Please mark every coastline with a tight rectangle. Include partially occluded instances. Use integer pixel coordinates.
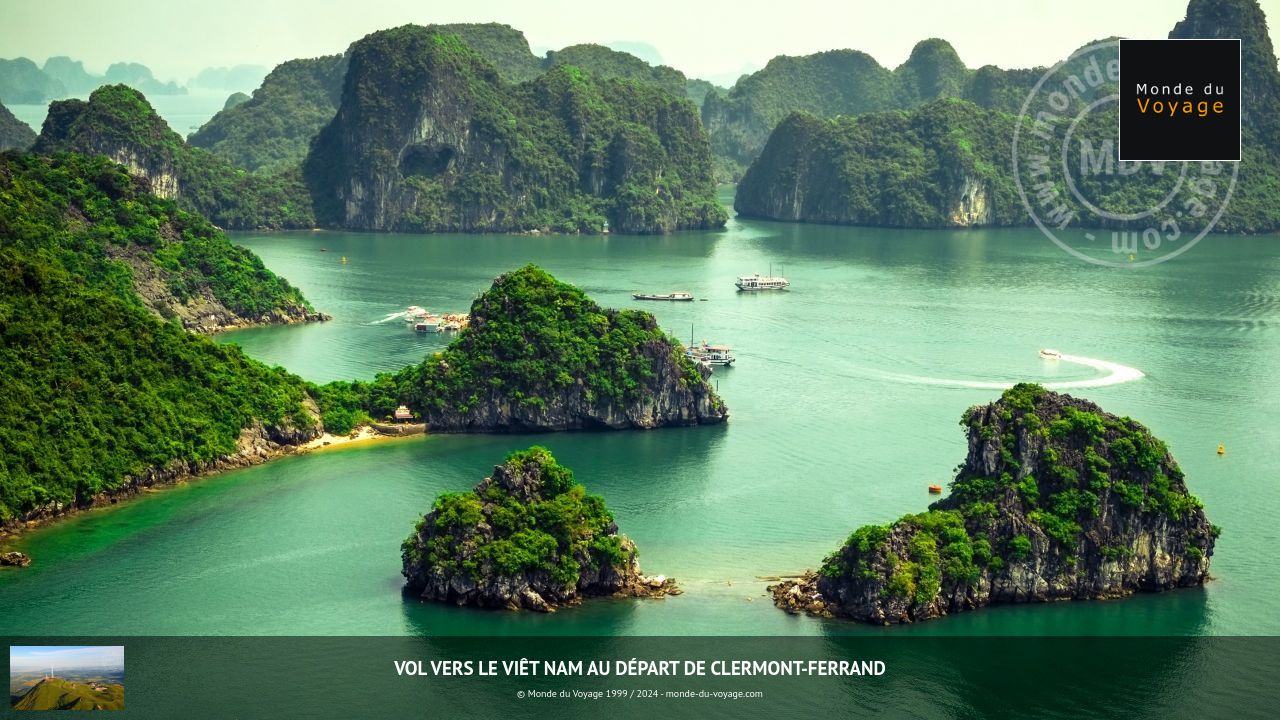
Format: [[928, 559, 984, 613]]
[[0, 422, 426, 557]]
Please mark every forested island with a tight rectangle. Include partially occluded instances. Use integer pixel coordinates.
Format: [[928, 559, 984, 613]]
[[772, 385, 1217, 624], [402, 446, 677, 611]]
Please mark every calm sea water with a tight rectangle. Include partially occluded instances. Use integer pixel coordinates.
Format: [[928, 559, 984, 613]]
[[2, 193, 1278, 639]]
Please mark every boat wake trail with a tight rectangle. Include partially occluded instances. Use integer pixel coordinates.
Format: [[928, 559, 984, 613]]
[[880, 353, 1145, 391], [369, 310, 408, 325]]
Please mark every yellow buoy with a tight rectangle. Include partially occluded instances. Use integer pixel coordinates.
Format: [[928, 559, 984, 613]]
[[1128, 254, 1135, 262], [340, 256, 348, 264], [1217, 444, 1225, 456]]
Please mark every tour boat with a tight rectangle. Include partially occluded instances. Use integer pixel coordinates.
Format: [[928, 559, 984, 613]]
[[736, 265, 790, 291], [404, 305, 427, 322], [633, 291, 694, 301], [687, 342, 735, 366], [1039, 348, 1062, 360]]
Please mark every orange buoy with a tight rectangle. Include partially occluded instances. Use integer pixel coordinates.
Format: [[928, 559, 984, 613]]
[[928, 484, 943, 494]]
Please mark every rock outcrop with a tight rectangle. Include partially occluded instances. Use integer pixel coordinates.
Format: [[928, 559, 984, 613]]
[[33, 84, 318, 230], [305, 25, 725, 234], [0, 101, 35, 152], [388, 265, 727, 431], [735, 101, 1016, 228], [402, 447, 677, 611], [772, 384, 1217, 624], [0, 551, 31, 567]]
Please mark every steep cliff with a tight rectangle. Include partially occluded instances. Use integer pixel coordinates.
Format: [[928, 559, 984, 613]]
[[34, 84, 317, 229], [771, 384, 1217, 624], [0, 101, 35, 151], [736, 100, 1017, 227], [188, 24, 542, 173], [402, 447, 676, 611], [305, 26, 725, 234]]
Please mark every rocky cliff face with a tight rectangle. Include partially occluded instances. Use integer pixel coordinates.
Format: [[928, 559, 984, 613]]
[[402, 447, 677, 611], [305, 26, 724, 234], [388, 265, 727, 432], [772, 384, 1216, 624], [0, 102, 35, 152], [36, 85, 182, 199], [735, 101, 1016, 228], [33, 84, 318, 230]]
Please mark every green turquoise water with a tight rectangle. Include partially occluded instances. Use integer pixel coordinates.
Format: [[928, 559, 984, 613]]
[[2, 195, 1277, 637]]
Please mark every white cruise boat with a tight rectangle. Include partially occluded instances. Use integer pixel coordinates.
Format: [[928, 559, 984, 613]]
[[687, 342, 736, 366], [735, 266, 790, 291]]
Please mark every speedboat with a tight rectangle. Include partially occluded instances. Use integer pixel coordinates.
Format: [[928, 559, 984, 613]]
[[1039, 348, 1062, 360]]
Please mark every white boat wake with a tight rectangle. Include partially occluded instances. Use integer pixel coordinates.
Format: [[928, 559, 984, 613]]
[[369, 310, 408, 325], [881, 353, 1144, 391]]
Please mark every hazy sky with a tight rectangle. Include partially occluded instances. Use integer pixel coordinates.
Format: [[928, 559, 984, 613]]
[[3, 0, 1279, 86], [9, 645, 124, 671]]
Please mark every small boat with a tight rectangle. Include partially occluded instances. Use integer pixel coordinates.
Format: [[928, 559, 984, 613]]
[[1039, 348, 1062, 360], [633, 291, 694, 301], [687, 342, 735, 366], [928, 485, 943, 494], [1217, 444, 1225, 456]]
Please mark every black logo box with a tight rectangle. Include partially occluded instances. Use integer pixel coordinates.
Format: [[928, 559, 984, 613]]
[[1119, 38, 1241, 162]]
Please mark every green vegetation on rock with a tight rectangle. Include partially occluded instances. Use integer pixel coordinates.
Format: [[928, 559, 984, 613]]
[[402, 446, 672, 611], [736, 99, 1020, 227], [405, 447, 625, 587], [317, 264, 726, 431], [35, 84, 318, 229], [545, 44, 687, 97], [187, 54, 348, 174], [794, 384, 1216, 624], [0, 154, 321, 524], [306, 26, 724, 233]]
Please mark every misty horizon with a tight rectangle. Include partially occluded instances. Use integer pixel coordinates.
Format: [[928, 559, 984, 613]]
[[4, 0, 1277, 89]]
